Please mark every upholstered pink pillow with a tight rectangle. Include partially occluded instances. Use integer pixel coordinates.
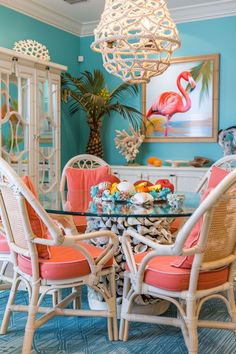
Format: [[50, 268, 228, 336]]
[[65, 165, 110, 192], [207, 165, 229, 188], [22, 176, 50, 259], [65, 165, 110, 227], [171, 188, 213, 269]]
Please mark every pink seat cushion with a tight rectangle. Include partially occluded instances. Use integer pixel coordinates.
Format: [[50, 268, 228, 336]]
[[18, 241, 113, 280], [22, 176, 50, 259], [65, 165, 110, 226], [127, 253, 229, 292], [0, 232, 9, 253]]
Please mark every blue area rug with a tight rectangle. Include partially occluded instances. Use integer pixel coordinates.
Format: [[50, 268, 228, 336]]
[[0, 289, 235, 354]]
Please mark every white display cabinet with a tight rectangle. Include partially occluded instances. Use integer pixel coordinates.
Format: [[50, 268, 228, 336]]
[[111, 165, 209, 192], [0, 47, 67, 195]]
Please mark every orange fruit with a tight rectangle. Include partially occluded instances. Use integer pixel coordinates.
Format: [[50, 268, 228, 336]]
[[147, 156, 158, 165], [153, 159, 162, 167]]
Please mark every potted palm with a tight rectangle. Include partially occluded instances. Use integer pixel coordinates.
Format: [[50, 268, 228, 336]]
[[61, 70, 142, 158]]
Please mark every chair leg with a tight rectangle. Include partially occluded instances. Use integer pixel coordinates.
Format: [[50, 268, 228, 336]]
[[73, 287, 81, 309], [22, 283, 40, 354], [0, 274, 19, 334], [186, 297, 198, 354], [227, 286, 236, 334], [109, 268, 118, 341], [119, 274, 131, 341]]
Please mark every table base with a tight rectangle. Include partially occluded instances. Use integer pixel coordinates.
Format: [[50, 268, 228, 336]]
[[86, 216, 175, 312]]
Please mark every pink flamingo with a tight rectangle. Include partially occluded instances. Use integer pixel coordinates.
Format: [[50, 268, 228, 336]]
[[146, 71, 196, 137]]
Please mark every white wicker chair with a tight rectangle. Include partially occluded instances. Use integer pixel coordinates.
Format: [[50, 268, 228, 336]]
[[119, 169, 236, 353], [0, 157, 119, 354]]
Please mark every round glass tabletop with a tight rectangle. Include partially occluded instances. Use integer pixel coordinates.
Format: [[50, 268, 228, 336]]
[[40, 190, 200, 218]]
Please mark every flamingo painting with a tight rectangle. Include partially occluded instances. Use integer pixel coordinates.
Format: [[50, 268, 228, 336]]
[[146, 71, 196, 137]]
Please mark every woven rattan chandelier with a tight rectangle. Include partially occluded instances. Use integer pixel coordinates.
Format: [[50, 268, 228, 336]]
[[91, 0, 181, 83]]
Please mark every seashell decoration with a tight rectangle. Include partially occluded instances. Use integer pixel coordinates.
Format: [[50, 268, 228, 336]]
[[115, 127, 145, 163], [167, 193, 185, 210], [117, 181, 136, 194], [13, 40, 50, 61], [130, 192, 154, 205]]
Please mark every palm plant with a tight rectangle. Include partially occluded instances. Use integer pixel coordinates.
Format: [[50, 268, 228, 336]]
[[61, 70, 142, 158]]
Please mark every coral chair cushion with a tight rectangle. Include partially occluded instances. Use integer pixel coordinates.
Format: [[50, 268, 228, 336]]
[[18, 242, 113, 280], [207, 166, 229, 188], [65, 165, 110, 227], [127, 253, 229, 291], [22, 176, 50, 259], [65, 165, 110, 191], [172, 188, 213, 269]]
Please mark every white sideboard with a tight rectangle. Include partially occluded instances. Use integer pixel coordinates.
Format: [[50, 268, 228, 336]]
[[111, 165, 209, 192]]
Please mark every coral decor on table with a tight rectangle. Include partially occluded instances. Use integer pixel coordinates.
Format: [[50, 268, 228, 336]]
[[91, 179, 174, 204]]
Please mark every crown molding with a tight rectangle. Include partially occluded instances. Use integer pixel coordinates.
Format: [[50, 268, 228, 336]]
[[1, 0, 236, 37], [171, 0, 236, 24]]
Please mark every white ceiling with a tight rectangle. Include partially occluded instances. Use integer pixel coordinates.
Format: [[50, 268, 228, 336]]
[[1, 0, 236, 36]]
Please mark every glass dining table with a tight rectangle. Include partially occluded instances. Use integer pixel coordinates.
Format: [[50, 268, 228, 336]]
[[41, 191, 200, 305], [40, 190, 200, 248]]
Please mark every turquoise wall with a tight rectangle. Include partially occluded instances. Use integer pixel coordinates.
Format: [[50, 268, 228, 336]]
[[0, 5, 81, 168], [1, 5, 236, 166], [79, 16, 236, 165]]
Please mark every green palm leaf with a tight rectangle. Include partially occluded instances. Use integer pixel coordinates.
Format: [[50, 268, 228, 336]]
[[186, 60, 213, 105], [61, 69, 142, 127]]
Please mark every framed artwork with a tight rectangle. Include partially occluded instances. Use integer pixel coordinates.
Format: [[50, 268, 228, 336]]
[[142, 54, 219, 142]]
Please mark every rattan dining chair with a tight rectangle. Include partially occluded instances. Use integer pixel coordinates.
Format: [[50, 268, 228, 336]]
[[60, 154, 111, 233], [0, 157, 119, 354], [119, 169, 236, 354]]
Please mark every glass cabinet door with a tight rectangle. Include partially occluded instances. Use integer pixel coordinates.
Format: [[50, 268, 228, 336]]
[[0, 69, 33, 176], [36, 70, 60, 195]]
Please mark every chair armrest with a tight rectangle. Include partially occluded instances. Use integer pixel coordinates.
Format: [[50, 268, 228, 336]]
[[48, 213, 77, 235], [63, 230, 119, 275]]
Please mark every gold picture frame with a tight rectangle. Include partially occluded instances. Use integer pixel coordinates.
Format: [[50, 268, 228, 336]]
[[142, 54, 219, 142]]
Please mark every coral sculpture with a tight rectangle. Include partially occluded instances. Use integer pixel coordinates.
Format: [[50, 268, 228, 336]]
[[115, 127, 144, 163], [13, 40, 50, 61]]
